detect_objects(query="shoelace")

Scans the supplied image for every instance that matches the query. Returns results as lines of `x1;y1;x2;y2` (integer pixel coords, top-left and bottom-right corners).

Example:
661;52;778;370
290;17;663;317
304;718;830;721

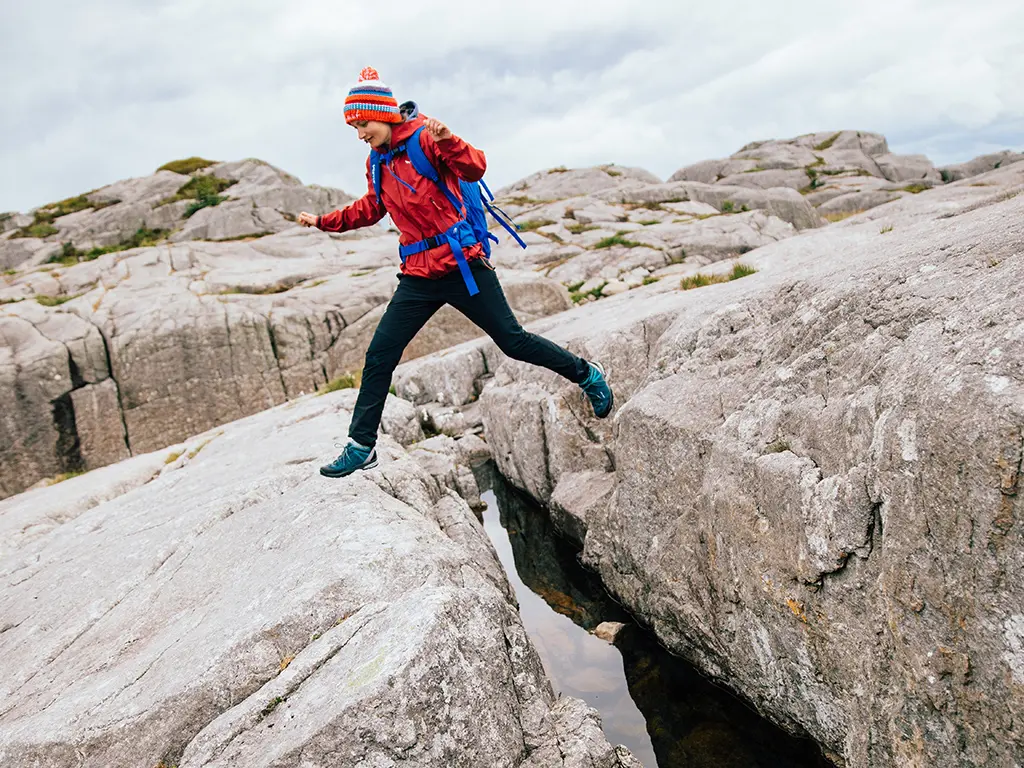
331;442;368;463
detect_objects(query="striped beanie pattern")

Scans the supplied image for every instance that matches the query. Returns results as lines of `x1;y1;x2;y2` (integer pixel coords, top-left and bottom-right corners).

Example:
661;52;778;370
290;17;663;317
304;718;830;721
344;67;403;125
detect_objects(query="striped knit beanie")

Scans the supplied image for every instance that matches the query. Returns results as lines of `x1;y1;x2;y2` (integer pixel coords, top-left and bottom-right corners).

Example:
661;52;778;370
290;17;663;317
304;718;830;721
344;67;402;125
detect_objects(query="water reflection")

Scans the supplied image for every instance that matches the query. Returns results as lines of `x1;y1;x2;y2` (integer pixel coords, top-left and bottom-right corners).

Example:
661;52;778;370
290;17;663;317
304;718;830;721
479;466;832;768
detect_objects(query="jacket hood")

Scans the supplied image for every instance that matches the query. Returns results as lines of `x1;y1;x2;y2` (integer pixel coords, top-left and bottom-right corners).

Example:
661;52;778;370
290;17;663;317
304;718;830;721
388;115;426;146
372;101;425;152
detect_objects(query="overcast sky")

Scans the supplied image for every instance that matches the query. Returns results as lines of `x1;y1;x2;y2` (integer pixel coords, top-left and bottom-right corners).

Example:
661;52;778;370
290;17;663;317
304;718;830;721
2;0;1022;213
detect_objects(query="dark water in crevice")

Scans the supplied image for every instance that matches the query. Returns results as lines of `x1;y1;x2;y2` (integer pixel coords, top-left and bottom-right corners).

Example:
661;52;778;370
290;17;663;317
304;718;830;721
478;467;833;768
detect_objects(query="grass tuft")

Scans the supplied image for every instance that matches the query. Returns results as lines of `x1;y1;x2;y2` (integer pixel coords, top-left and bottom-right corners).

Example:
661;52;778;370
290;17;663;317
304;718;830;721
36;293;83;307
18;222;59;238
49;228;169;265
680;262;757;290
680;273;728;290
813;132;842;151
570;281;607;304
593;234;644;249
517;219;555;232
319;370;362;394
157;157;218;175
14;193;119;239
566;222;598;235
159;174;236;215
730;262;757;279
499;196;551;207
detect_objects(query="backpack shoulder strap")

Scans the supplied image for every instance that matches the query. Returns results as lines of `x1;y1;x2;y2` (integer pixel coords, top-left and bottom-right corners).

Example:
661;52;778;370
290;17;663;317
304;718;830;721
369;152;385;211
405;126;464;213
404;126;438;184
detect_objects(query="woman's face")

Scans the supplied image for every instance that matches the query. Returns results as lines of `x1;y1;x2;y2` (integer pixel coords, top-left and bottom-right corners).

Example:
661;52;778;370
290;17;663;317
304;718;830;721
353;120;392;149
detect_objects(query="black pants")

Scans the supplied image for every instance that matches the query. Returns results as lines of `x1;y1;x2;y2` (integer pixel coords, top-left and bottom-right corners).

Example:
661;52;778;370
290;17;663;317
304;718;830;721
348;259;590;447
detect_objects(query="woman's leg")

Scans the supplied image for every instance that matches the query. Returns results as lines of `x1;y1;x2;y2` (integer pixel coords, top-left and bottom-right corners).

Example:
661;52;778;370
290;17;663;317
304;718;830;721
446;260;590;383
348;276;444;446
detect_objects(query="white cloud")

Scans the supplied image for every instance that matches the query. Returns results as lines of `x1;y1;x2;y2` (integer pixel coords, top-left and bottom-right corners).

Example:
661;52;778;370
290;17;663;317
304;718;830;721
1;0;1022;212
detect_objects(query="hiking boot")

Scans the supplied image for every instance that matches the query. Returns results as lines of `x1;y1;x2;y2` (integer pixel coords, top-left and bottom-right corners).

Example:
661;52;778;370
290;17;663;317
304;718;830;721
319;441;378;479
579;361;614;418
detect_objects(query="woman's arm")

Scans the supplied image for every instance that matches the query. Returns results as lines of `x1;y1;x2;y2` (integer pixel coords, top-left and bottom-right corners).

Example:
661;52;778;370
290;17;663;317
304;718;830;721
299;160;385;232
420;117;487;183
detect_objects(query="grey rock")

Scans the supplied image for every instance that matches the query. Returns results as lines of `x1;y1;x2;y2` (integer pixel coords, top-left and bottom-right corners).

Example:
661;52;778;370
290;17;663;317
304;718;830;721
623;210;797;264
70;379;131;468
461;160;1024;766
379;393;426;445
668;157;762;183
0;212;33;233
816;190;902;217
497;165;661;202
547;246;668;285
0;302;115;497
0;392;634;767
601;279;629;296
0;161;353;271
938;149;1024;182
787;130;889;157
570;201;630;226
593;622;628;644
595;181;825;231
0;231;574;498
874;153;942;182
732;142;821;170
393;333;496;408
815;148;885;177
549;470;616;546
0;450;169;556
718;168;810;191
801;175;894;207
91;170;192;206
520;697;643;767
0;236;60;270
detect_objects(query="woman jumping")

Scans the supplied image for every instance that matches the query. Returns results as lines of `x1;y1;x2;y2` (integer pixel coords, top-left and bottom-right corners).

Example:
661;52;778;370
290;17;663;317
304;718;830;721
299;67;613;479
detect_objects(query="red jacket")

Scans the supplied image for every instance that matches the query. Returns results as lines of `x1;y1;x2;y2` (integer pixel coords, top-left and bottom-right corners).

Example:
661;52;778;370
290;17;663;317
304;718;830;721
317;116;487;279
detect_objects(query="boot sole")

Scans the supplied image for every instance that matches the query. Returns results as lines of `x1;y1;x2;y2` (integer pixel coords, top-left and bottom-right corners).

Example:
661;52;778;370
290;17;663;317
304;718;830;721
319;456;379;479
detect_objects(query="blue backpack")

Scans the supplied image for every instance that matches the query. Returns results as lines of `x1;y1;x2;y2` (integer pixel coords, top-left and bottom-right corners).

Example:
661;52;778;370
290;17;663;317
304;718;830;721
369;107;527;296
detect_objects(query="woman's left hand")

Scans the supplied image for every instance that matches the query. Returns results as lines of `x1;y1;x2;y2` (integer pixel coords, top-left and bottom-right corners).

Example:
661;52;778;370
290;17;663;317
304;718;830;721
424;117;452;141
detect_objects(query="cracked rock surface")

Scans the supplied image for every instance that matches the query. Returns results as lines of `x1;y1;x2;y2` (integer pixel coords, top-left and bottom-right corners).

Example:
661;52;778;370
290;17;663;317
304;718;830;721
0;389;637;768
396;162;1024;766
6;136;1016;500
0;226;572;498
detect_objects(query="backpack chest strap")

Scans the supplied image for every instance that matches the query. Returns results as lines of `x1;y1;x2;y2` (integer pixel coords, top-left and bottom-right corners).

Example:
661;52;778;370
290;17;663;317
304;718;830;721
398;222;482;296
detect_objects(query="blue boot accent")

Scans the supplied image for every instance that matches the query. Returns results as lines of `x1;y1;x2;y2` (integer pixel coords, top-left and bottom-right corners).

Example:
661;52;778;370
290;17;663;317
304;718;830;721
580;361;614;418
320;441;378;479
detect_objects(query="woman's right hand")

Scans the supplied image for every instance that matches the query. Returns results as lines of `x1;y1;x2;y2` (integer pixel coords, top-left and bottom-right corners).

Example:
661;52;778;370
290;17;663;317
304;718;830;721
298;212;318;227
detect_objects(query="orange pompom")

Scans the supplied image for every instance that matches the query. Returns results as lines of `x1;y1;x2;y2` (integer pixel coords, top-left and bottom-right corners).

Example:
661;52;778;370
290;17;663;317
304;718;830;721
358;66;380;82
